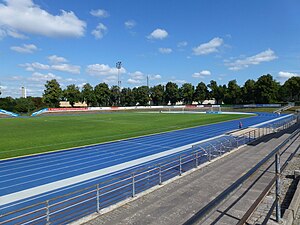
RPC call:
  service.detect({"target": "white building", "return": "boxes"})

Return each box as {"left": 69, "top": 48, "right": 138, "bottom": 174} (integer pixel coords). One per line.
{"left": 21, "top": 86, "right": 27, "bottom": 98}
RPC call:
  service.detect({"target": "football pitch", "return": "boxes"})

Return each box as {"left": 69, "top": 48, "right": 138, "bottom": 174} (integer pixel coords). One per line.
{"left": 0, "top": 113, "right": 251, "bottom": 159}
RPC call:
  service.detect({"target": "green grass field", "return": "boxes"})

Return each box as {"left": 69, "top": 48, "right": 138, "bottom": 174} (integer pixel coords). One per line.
{"left": 0, "top": 113, "right": 251, "bottom": 159}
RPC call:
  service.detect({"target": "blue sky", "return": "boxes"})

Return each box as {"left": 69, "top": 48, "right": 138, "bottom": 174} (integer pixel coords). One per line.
{"left": 0, "top": 0, "right": 299, "bottom": 97}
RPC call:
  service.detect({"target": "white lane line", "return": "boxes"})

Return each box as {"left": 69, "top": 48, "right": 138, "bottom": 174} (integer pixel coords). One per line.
{"left": 250, "top": 114, "right": 292, "bottom": 128}
{"left": 0, "top": 134, "right": 224, "bottom": 206}
{"left": 0, "top": 124, "right": 226, "bottom": 172}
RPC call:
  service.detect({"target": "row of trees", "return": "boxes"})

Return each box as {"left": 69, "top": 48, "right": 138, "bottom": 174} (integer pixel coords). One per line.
{"left": 42, "top": 74, "right": 300, "bottom": 107}
{"left": 0, "top": 74, "right": 299, "bottom": 113}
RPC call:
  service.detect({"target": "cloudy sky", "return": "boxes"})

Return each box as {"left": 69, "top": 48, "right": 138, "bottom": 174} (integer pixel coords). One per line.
{"left": 0, "top": 0, "right": 299, "bottom": 97}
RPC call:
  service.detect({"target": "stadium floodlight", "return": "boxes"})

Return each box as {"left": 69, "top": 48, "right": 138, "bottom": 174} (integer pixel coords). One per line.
{"left": 116, "top": 61, "right": 122, "bottom": 89}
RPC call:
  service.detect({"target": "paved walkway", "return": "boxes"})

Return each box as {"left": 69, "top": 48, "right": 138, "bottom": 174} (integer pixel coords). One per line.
{"left": 83, "top": 125, "right": 299, "bottom": 225}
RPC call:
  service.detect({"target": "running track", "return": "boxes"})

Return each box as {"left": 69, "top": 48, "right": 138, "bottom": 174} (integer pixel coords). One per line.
{"left": 0, "top": 113, "right": 292, "bottom": 214}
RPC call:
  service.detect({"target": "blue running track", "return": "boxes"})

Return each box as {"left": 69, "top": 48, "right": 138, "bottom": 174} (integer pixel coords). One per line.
{"left": 0, "top": 113, "right": 292, "bottom": 219}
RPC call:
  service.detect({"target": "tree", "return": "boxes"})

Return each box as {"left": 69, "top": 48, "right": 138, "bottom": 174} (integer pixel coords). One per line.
{"left": 0, "top": 97, "right": 16, "bottom": 112}
{"left": 224, "top": 80, "right": 242, "bottom": 104}
{"left": 64, "top": 84, "right": 81, "bottom": 107}
{"left": 121, "top": 88, "right": 135, "bottom": 106}
{"left": 194, "top": 82, "right": 208, "bottom": 104}
{"left": 133, "top": 86, "right": 150, "bottom": 105}
{"left": 151, "top": 85, "right": 165, "bottom": 105}
{"left": 15, "top": 98, "right": 35, "bottom": 113}
{"left": 110, "top": 85, "right": 121, "bottom": 106}
{"left": 179, "top": 83, "right": 194, "bottom": 104}
{"left": 242, "top": 79, "right": 256, "bottom": 104}
{"left": 94, "top": 83, "right": 110, "bottom": 106}
{"left": 82, "top": 83, "right": 96, "bottom": 106}
{"left": 165, "top": 82, "right": 179, "bottom": 105}
{"left": 208, "top": 80, "right": 225, "bottom": 104}
{"left": 281, "top": 77, "right": 300, "bottom": 101}
{"left": 254, "top": 74, "right": 280, "bottom": 103}
{"left": 42, "top": 79, "right": 63, "bottom": 107}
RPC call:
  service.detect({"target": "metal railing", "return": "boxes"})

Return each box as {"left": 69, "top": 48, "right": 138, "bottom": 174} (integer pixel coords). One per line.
{"left": 237, "top": 127, "right": 300, "bottom": 225}
{"left": 183, "top": 116, "right": 299, "bottom": 225}
{"left": 0, "top": 116, "right": 297, "bottom": 225}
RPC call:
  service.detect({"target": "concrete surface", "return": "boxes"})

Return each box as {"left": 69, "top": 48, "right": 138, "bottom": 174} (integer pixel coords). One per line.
{"left": 83, "top": 126, "right": 299, "bottom": 225}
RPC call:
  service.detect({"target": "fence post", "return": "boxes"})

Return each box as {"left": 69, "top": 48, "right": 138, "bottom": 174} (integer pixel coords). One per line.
{"left": 96, "top": 184, "right": 100, "bottom": 213}
{"left": 179, "top": 156, "right": 182, "bottom": 176}
{"left": 132, "top": 173, "right": 135, "bottom": 197}
{"left": 46, "top": 200, "right": 50, "bottom": 225}
{"left": 159, "top": 165, "right": 162, "bottom": 185}
{"left": 248, "top": 132, "right": 251, "bottom": 142}
{"left": 275, "top": 153, "right": 281, "bottom": 222}
{"left": 195, "top": 152, "right": 198, "bottom": 168}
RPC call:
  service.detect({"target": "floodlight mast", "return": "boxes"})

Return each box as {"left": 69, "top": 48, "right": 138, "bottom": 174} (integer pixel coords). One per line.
{"left": 116, "top": 61, "right": 122, "bottom": 105}
{"left": 116, "top": 61, "right": 122, "bottom": 89}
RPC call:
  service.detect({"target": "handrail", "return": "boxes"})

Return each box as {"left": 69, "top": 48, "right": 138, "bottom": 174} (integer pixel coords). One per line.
{"left": 183, "top": 127, "right": 300, "bottom": 225}
{"left": 1, "top": 116, "right": 297, "bottom": 225}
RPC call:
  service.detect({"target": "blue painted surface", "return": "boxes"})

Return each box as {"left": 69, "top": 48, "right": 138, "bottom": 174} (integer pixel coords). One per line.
{"left": 0, "top": 113, "right": 292, "bottom": 217}
{"left": 0, "top": 109, "right": 19, "bottom": 117}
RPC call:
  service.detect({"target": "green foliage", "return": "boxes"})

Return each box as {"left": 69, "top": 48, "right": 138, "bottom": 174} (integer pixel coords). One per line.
{"left": 94, "top": 83, "right": 110, "bottom": 106}
{"left": 242, "top": 79, "right": 256, "bottom": 103}
{"left": 64, "top": 84, "right": 81, "bottom": 107}
{"left": 224, "top": 80, "right": 242, "bottom": 104}
{"left": 0, "top": 97, "right": 16, "bottom": 112}
{"left": 133, "top": 86, "right": 150, "bottom": 105}
{"left": 14, "top": 98, "right": 36, "bottom": 113}
{"left": 254, "top": 74, "right": 280, "bottom": 103}
{"left": 151, "top": 85, "right": 165, "bottom": 105}
{"left": 110, "top": 85, "right": 121, "bottom": 106}
{"left": 194, "top": 82, "right": 208, "bottom": 104}
{"left": 281, "top": 77, "right": 300, "bottom": 101}
{"left": 42, "top": 79, "right": 63, "bottom": 107}
{"left": 121, "top": 88, "right": 135, "bottom": 106}
{"left": 208, "top": 80, "right": 225, "bottom": 104}
{"left": 82, "top": 83, "right": 96, "bottom": 106}
{"left": 179, "top": 83, "right": 194, "bottom": 104}
{"left": 165, "top": 82, "right": 179, "bottom": 105}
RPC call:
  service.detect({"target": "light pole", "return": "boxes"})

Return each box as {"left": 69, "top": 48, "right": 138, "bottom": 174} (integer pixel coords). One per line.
{"left": 116, "top": 61, "right": 122, "bottom": 89}
{"left": 116, "top": 61, "right": 122, "bottom": 105}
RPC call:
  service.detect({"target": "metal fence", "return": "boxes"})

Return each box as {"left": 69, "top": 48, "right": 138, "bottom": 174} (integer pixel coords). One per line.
{"left": 0, "top": 116, "right": 297, "bottom": 225}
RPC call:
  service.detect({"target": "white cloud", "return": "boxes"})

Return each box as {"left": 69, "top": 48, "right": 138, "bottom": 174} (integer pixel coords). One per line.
{"left": 86, "top": 64, "right": 126, "bottom": 76}
{"left": 6, "top": 29, "right": 28, "bottom": 39}
{"left": 124, "top": 20, "right": 136, "bottom": 29}
{"left": 20, "top": 62, "right": 50, "bottom": 71}
{"left": 91, "top": 23, "right": 107, "bottom": 39}
{"left": 10, "top": 44, "right": 37, "bottom": 53}
{"left": 127, "top": 78, "right": 142, "bottom": 84}
{"left": 0, "top": 85, "right": 7, "bottom": 90}
{"left": 51, "top": 64, "right": 80, "bottom": 74}
{"left": 171, "top": 79, "right": 186, "bottom": 85}
{"left": 28, "top": 72, "right": 62, "bottom": 82}
{"left": 193, "top": 37, "right": 223, "bottom": 55}
{"left": 192, "top": 70, "right": 211, "bottom": 78}
{"left": 278, "top": 71, "right": 300, "bottom": 79}
{"left": 103, "top": 75, "right": 118, "bottom": 84}
{"left": 20, "top": 61, "right": 80, "bottom": 74}
{"left": 48, "top": 55, "right": 68, "bottom": 64}
{"left": 158, "top": 48, "right": 172, "bottom": 54}
{"left": 0, "top": 0, "right": 86, "bottom": 38}
{"left": 177, "top": 41, "right": 188, "bottom": 48}
{"left": 226, "top": 49, "right": 277, "bottom": 71}
{"left": 90, "top": 9, "right": 109, "bottom": 18}
{"left": 147, "top": 28, "right": 168, "bottom": 40}
{"left": 130, "top": 71, "right": 144, "bottom": 80}
{"left": 150, "top": 74, "right": 162, "bottom": 80}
